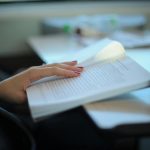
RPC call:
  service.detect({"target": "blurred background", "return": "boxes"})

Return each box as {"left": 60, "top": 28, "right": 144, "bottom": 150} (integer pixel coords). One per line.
{"left": 0, "top": 1, "right": 150, "bottom": 150}
{"left": 0, "top": 0, "right": 150, "bottom": 57}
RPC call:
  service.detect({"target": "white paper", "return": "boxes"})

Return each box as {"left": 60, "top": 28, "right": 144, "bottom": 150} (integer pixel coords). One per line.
{"left": 27, "top": 56, "right": 150, "bottom": 119}
{"left": 111, "top": 31, "right": 150, "bottom": 48}
{"left": 60, "top": 38, "right": 125, "bottom": 66}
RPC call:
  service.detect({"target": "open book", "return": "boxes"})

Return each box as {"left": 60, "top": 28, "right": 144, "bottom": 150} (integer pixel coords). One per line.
{"left": 26, "top": 39, "right": 150, "bottom": 120}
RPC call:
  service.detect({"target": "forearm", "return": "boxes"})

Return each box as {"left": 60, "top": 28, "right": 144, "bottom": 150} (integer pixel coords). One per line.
{"left": 0, "top": 80, "right": 8, "bottom": 100}
{"left": 0, "top": 76, "right": 25, "bottom": 103}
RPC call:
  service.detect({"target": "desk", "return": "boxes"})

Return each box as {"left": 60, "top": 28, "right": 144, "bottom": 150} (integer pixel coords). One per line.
{"left": 28, "top": 35, "right": 150, "bottom": 133}
{"left": 28, "top": 35, "right": 84, "bottom": 64}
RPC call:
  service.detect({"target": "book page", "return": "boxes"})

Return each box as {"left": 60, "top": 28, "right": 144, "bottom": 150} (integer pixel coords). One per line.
{"left": 60, "top": 38, "right": 125, "bottom": 66}
{"left": 27, "top": 56, "right": 150, "bottom": 109}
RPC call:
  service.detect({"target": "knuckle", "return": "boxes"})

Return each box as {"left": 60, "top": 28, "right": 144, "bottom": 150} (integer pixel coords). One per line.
{"left": 68, "top": 65, "right": 73, "bottom": 69}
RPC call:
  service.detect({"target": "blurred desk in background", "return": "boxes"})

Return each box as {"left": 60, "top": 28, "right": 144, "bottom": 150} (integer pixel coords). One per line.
{"left": 28, "top": 34, "right": 150, "bottom": 70}
{"left": 28, "top": 35, "right": 150, "bottom": 136}
{"left": 28, "top": 34, "right": 84, "bottom": 64}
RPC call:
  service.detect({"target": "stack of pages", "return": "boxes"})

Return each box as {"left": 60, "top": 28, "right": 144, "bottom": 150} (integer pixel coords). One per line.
{"left": 26, "top": 39, "right": 150, "bottom": 120}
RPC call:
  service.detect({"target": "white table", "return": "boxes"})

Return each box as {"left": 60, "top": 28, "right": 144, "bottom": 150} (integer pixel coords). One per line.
{"left": 28, "top": 34, "right": 150, "bottom": 130}
{"left": 28, "top": 34, "right": 84, "bottom": 64}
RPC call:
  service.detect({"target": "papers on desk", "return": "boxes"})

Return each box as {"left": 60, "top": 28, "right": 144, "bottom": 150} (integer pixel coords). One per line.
{"left": 28, "top": 31, "right": 150, "bottom": 65}
{"left": 110, "top": 31, "right": 150, "bottom": 49}
{"left": 79, "top": 31, "right": 150, "bottom": 49}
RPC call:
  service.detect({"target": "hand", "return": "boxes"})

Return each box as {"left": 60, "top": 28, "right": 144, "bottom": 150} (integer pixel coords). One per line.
{"left": 0, "top": 61, "right": 83, "bottom": 104}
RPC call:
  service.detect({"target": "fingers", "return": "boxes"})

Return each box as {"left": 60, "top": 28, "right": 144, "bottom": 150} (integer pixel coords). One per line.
{"left": 29, "top": 67, "right": 81, "bottom": 82}
{"left": 41, "top": 60, "right": 77, "bottom": 68}
{"left": 28, "top": 61, "right": 84, "bottom": 82}
{"left": 41, "top": 67, "right": 81, "bottom": 78}
{"left": 40, "top": 61, "right": 83, "bottom": 74}
{"left": 62, "top": 60, "right": 78, "bottom": 66}
{"left": 53, "top": 63, "right": 83, "bottom": 72}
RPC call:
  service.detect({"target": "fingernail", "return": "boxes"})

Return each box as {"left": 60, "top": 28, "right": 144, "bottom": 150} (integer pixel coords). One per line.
{"left": 72, "top": 60, "right": 77, "bottom": 63}
{"left": 78, "top": 67, "right": 84, "bottom": 69}
{"left": 74, "top": 71, "right": 81, "bottom": 75}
